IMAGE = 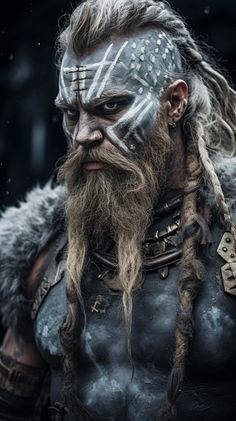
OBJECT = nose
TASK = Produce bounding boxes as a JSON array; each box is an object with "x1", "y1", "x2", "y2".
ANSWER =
[{"x1": 75, "y1": 120, "x2": 104, "y2": 149}]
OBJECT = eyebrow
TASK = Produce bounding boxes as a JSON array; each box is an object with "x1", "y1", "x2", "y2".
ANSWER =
[
  {"x1": 54, "y1": 90, "x2": 134, "y2": 109},
  {"x1": 84, "y1": 89, "x2": 134, "y2": 106}
]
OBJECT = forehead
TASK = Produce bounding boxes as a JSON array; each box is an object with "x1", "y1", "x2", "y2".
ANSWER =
[{"x1": 59, "y1": 28, "x2": 180, "y2": 103}]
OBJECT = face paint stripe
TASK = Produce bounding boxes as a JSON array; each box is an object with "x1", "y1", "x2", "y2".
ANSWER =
[
  {"x1": 123, "y1": 101, "x2": 154, "y2": 141},
  {"x1": 106, "y1": 127, "x2": 129, "y2": 152},
  {"x1": 113, "y1": 97, "x2": 148, "y2": 129},
  {"x1": 62, "y1": 114, "x2": 73, "y2": 144},
  {"x1": 86, "y1": 43, "x2": 114, "y2": 102},
  {"x1": 96, "y1": 41, "x2": 129, "y2": 98},
  {"x1": 60, "y1": 56, "x2": 71, "y2": 103},
  {"x1": 72, "y1": 122, "x2": 80, "y2": 146},
  {"x1": 133, "y1": 132, "x2": 144, "y2": 144},
  {"x1": 133, "y1": 74, "x2": 149, "y2": 88},
  {"x1": 83, "y1": 61, "x2": 111, "y2": 68},
  {"x1": 63, "y1": 66, "x2": 79, "y2": 73},
  {"x1": 79, "y1": 69, "x2": 87, "y2": 102}
]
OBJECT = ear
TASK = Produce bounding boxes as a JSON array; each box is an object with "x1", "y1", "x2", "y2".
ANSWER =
[{"x1": 164, "y1": 79, "x2": 188, "y2": 124}]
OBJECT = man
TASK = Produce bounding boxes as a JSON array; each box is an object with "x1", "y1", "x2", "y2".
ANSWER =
[{"x1": 0, "y1": 0, "x2": 236, "y2": 420}]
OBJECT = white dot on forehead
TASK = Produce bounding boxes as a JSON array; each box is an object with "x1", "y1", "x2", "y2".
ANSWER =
[
  {"x1": 131, "y1": 53, "x2": 136, "y2": 60},
  {"x1": 131, "y1": 63, "x2": 136, "y2": 69},
  {"x1": 162, "y1": 53, "x2": 167, "y2": 60},
  {"x1": 145, "y1": 40, "x2": 150, "y2": 45},
  {"x1": 155, "y1": 48, "x2": 159, "y2": 53},
  {"x1": 141, "y1": 46, "x2": 145, "y2": 53},
  {"x1": 140, "y1": 55, "x2": 145, "y2": 61},
  {"x1": 150, "y1": 55, "x2": 155, "y2": 64},
  {"x1": 148, "y1": 65, "x2": 153, "y2": 72},
  {"x1": 136, "y1": 63, "x2": 141, "y2": 71},
  {"x1": 157, "y1": 39, "x2": 161, "y2": 46},
  {"x1": 132, "y1": 42, "x2": 137, "y2": 49},
  {"x1": 138, "y1": 87, "x2": 143, "y2": 94}
]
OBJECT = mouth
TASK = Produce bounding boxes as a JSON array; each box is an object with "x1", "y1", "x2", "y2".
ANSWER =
[{"x1": 82, "y1": 160, "x2": 107, "y2": 171}]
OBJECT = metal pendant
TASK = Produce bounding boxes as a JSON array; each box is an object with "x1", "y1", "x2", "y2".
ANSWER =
[
  {"x1": 89, "y1": 294, "x2": 110, "y2": 314},
  {"x1": 158, "y1": 267, "x2": 169, "y2": 279},
  {"x1": 217, "y1": 232, "x2": 236, "y2": 296}
]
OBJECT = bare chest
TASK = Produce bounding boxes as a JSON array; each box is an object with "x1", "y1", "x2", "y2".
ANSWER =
[{"x1": 35, "y1": 249, "x2": 236, "y2": 375}]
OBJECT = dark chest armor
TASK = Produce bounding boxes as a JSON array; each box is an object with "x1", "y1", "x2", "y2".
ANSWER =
[{"x1": 34, "y1": 217, "x2": 236, "y2": 421}]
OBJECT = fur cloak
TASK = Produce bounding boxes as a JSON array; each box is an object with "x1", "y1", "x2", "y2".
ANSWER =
[{"x1": 0, "y1": 182, "x2": 66, "y2": 335}]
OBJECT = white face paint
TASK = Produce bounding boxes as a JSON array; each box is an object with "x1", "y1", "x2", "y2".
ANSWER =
[{"x1": 55, "y1": 28, "x2": 181, "y2": 152}]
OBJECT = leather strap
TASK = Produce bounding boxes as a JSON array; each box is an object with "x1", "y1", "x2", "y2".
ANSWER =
[
  {"x1": 31, "y1": 234, "x2": 67, "y2": 321},
  {"x1": 91, "y1": 247, "x2": 181, "y2": 272},
  {"x1": 0, "y1": 350, "x2": 46, "y2": 399}
]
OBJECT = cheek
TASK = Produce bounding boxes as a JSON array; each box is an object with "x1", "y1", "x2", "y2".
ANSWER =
[{"x1": 62, "y1": 115, "x2": 79, "y2": 146}]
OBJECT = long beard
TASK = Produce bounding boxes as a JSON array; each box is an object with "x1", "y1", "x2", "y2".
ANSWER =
[{"x1": 58, "y1": 115, "x2": 173, "y2": 349}]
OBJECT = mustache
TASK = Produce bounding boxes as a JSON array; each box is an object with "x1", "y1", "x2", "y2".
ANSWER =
[
  {"x1": 58, "y1": 145, "x2": 149, "y2": 194},
  {"x1": 59, "y1": 145, "x2": 139, "y2": 176},
  {"x1": 70, "y1": 146, "x2": 131, "y2": 166}
]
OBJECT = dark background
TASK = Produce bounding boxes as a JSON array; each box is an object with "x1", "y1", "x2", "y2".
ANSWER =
[{"x1": 1, "y1": 0, "x2": 236, "y2": 208}]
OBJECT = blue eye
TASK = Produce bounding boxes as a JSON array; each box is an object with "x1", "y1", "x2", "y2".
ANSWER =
[
  {"x1": 102, "y1": 102, "x2": 120, "y2": 113},
  {"x1": 97, "y1": 98, "x2": 132, "y2": 116}
]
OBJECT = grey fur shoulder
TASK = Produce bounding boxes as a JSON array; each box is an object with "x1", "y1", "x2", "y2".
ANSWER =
[
  {"x1": 211, "y1": 153, "x2": 236, "y2": 223},
  {"x1": 0, "y1": 182, "x2": 66, "y2": 335}
]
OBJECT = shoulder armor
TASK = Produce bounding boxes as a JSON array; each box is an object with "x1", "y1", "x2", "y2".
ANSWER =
[
  {"x1": 31, "y1": 234, "x2": 67, "y2": 322},
  {"x1": 217, "y1": 232, "x2": 236, "y2": 296}
]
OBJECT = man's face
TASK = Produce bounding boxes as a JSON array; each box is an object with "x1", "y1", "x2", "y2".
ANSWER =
[{"x1": 56, "y1": 28, "x2": 179, "y2": 156}]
